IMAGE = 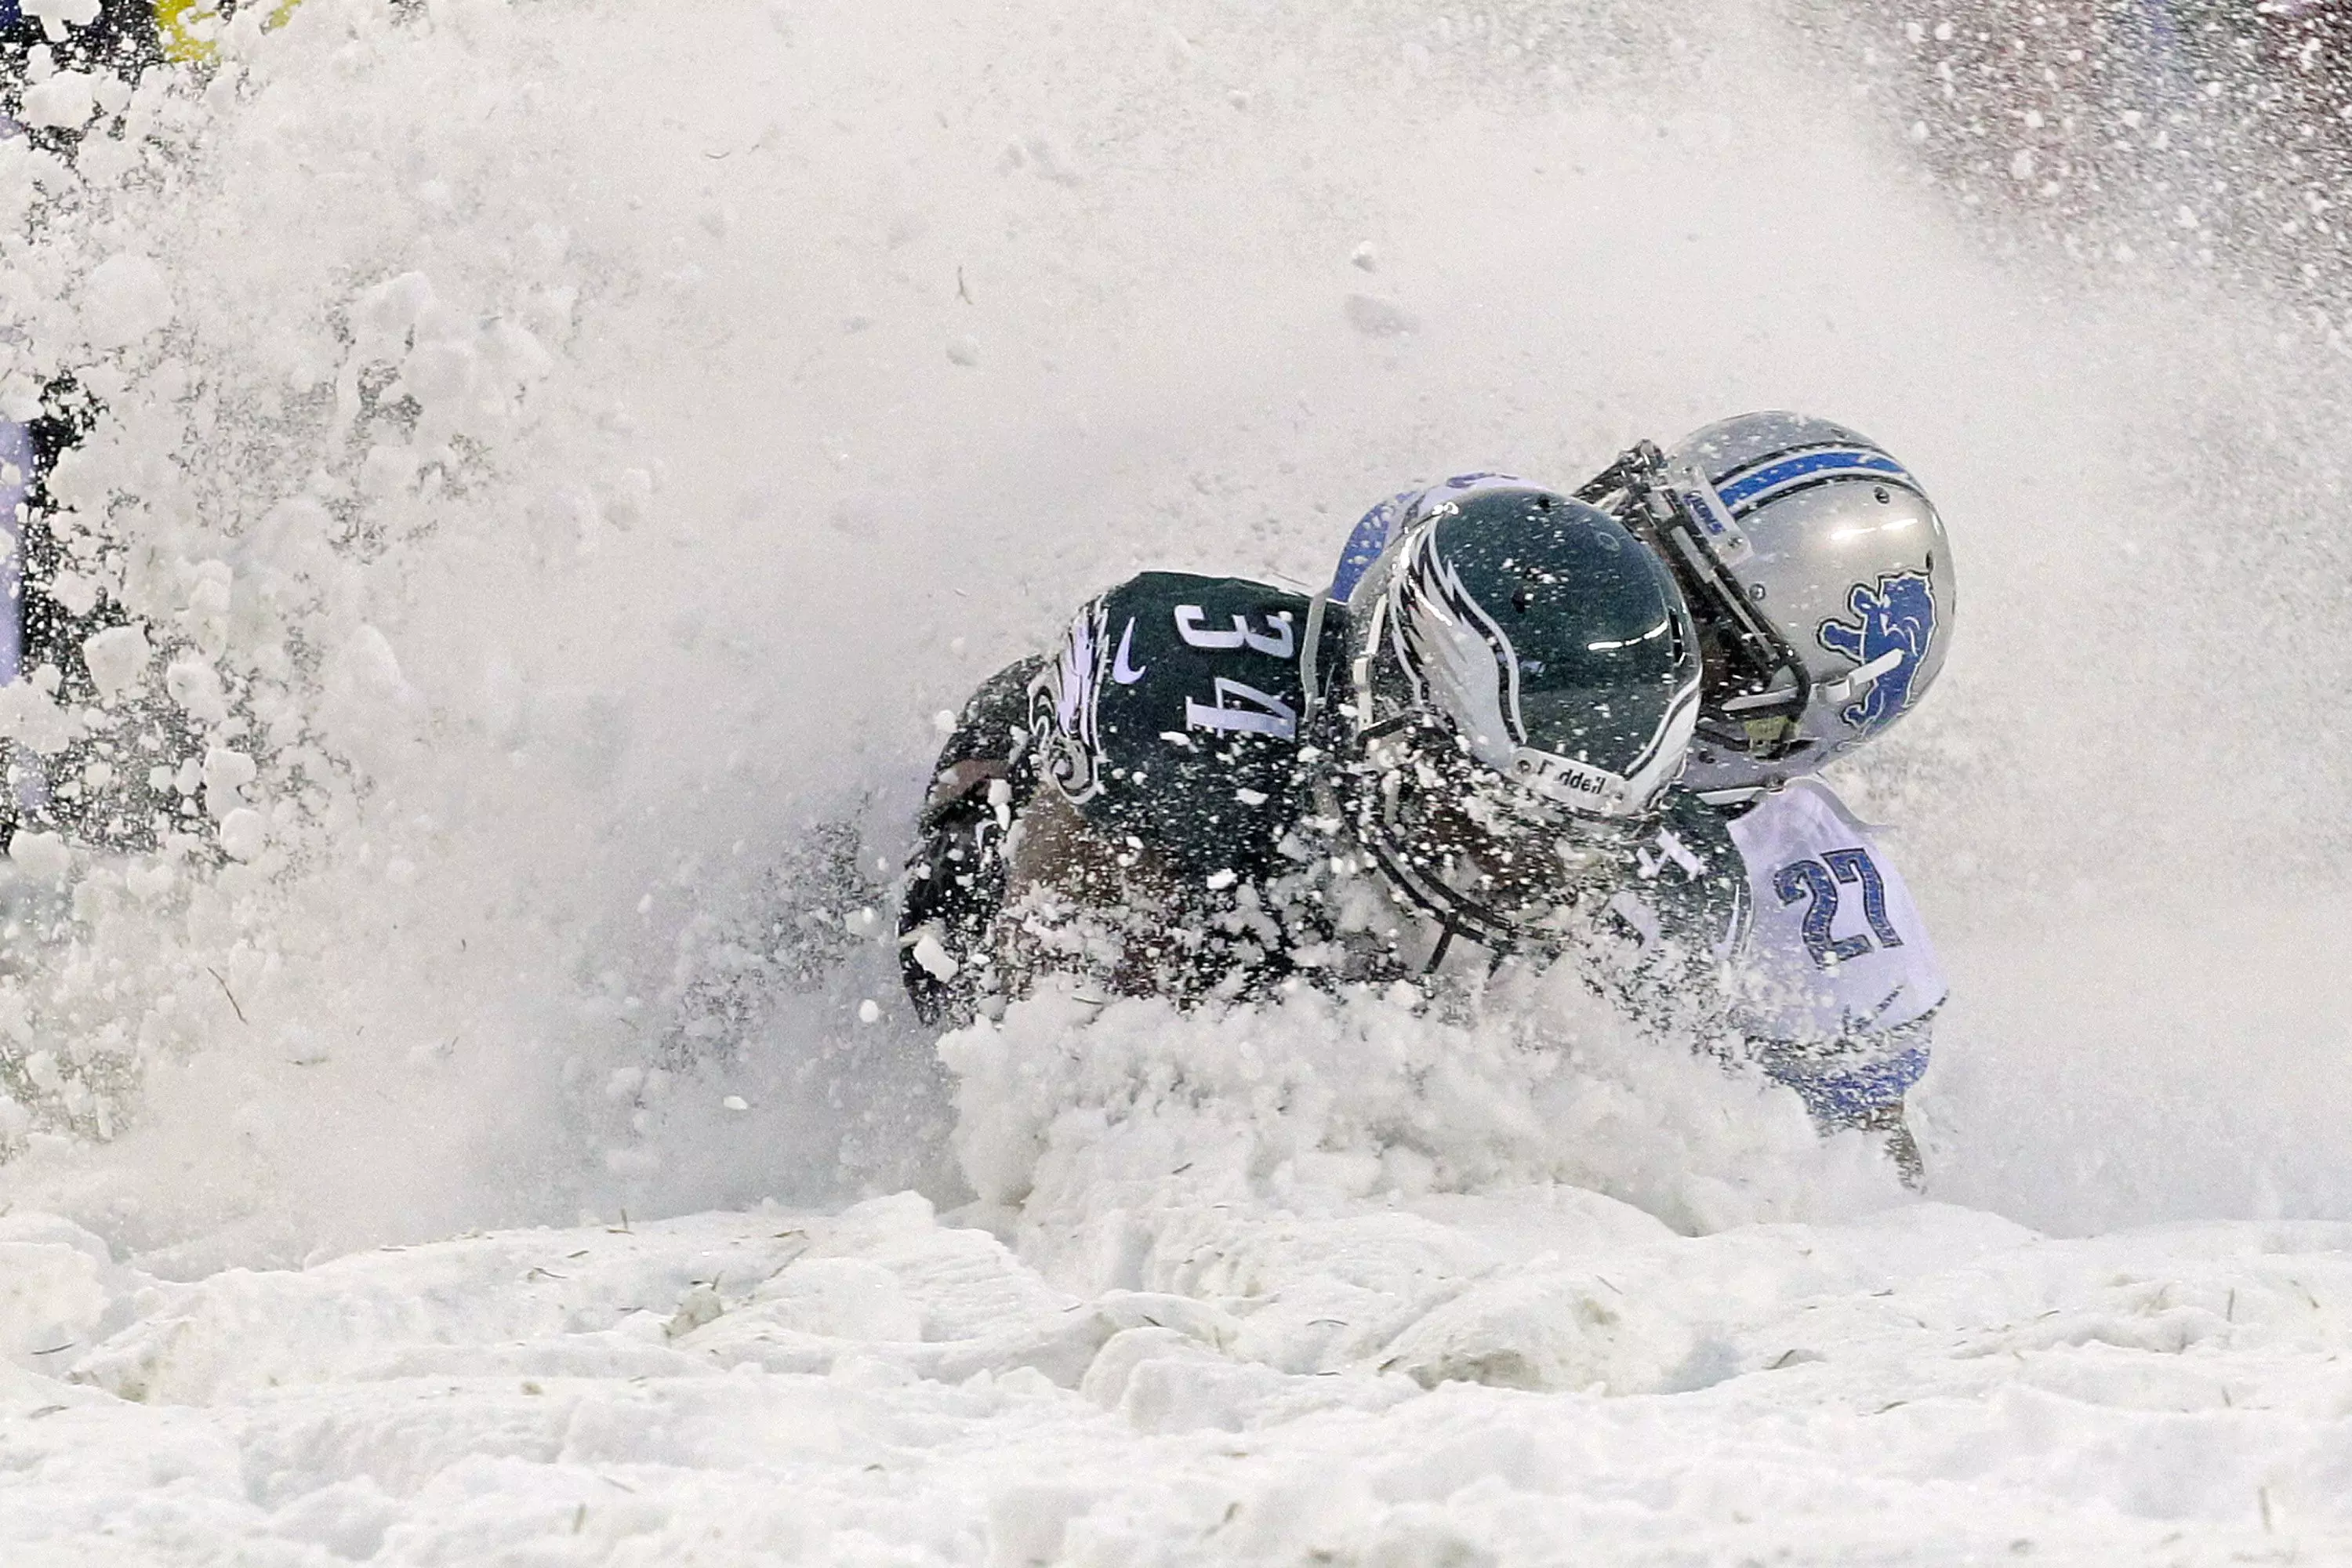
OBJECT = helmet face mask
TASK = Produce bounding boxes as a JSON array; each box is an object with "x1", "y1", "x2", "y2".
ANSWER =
[
  {"x1": 1348, "y1": 717, "x2": 1651, "y2": 939},
  {"x1": 1650, "y1": 515, "x2": 1804, "y2": 739},
  {"x1": 1337, "y1": 488, "x2": 1700, "y2": 942}
]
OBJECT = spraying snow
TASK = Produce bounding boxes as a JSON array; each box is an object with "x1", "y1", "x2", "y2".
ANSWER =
[{"x1": 0, "y1": 0, "x2": 2350, "y2": 1559}]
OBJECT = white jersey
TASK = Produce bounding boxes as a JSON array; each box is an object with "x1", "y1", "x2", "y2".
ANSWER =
[{"x1": 1721, "y1": 778, "x2": 1945, "y2": 1042}]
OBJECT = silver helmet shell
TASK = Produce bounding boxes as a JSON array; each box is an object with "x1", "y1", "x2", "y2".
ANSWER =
[{"x1": 1655, "y1": 412, "x2": 1955, "y2": 798}]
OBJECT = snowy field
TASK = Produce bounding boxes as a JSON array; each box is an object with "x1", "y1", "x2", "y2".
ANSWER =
[
  {"x1": 10, "y1": 992, "x2": 2352, "y2": 1562},
  {"x1": 13, "y1": 1186, "x2": 2352, "y2": 1563},
  {"x1": 4, "y1": 0, "x2": 2352, "y2": 1561}
]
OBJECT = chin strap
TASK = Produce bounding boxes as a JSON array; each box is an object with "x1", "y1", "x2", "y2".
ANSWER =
[{"x1": 1298, "y1": 587, "x2": 1331, "y2": 730}]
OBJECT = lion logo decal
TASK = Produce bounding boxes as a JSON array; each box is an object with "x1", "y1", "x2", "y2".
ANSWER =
[{"x1": 1817, "y1": 570, "x2": 1937, "y2": 731}]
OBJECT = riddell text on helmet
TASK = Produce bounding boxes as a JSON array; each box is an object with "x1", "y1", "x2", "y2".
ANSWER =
[{"x1": 1514, "y1": 749, "x2": 1624, "y2": 811}]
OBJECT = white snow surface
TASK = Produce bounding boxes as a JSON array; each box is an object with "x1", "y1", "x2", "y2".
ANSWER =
[
  {"x1": 0, "y1": 0, "x2": 2350, "y2": 1560},
  {"x1": 9, "y1": 1034, "x2": 2352, "y2": 1562}
]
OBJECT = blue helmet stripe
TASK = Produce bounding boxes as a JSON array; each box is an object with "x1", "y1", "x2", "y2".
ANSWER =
[{"x1": 1713, "y1": 448, "x2": 1912, "y2": 515}]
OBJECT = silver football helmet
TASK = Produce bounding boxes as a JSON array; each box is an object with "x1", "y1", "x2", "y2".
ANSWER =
[{"x1": 1580, "y1": 412, "x2": 1955, "y2": 800}]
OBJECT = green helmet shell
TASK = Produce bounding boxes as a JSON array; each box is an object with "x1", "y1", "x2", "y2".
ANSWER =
[{"x1": 1344, "y1": 488, "x2": 1701, "y2": 819}]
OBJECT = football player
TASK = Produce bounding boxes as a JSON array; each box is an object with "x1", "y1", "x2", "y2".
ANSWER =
[{"x1": 900, "y1": 413, "x2": 1954, "y2": 1181}]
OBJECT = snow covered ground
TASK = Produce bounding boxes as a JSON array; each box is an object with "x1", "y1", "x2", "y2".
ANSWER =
[
  {"x1": 13, "y1": 1113, "x2": 2352, "y2": 1561},
  {"x1": 19, "y1": 986, "x2": 2352, "y2": 1568},
  {"x1": 2, "y1": 0, "x2": 2351, "y2": 1560}
]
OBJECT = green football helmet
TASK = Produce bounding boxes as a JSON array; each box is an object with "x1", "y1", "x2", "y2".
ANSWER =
[{"x1": 1334, "y1": 486, "x2": 1701, "y2": 945}]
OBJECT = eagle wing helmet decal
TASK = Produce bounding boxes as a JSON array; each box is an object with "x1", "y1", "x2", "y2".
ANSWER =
[
  {"x1": 1388, "y1": 524, "x2": 1695, "y2": 818},
  {"x1": 1392, "y1": 528, "x2": 1522, "y2": 760}
]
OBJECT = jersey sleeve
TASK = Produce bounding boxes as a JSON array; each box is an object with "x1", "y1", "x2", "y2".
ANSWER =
[
  {"x1": 1331, "y1": 488, "x2": 1421, "y2": 605},
  {"x1": 1026, "y1": 572, "x2": 1315, "y2": 880},
  {"x1": 1721, "y1": 779, "x2": 1948, "y2": 1044},
  {"x1": 1330, "y1": 473, "x2": 1527, "y2": 604}
]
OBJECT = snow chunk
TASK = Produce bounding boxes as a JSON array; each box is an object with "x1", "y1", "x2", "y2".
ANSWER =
[
  {"x1": 1374, "y1": 1269, "x2": 1696, "y2": 1394},
  {"x1": 165, "y1": 657, "x2": 230, "y2": 726},
  {"x1": 911, "y1": 931, "x2": 959, "y2": 982},
  {"x1": 0, "y1": 1216, "x2": 111, "y2": 1371},
  {"x1": 24, "y1": 0, "x2": 103, "y2": 31},
  {"x1": 217, "y1": 808, "x2": 267, "y2": 862},
  {"x1": 183, "y1": 561, "x2": 231, "y2": 659},
  {"x1": 0, "y1": 678, "x2": 82, "y2": 756},
  {"x1": 19, "y1": 71, "x2": 98, "y2": 132},
  {"x1": 354, "y1": 270, "x2": 436, "y2": 343},
  {"x1": 1344, "y1": 292, "x2": 1416, "y2": 337},
  {"x1": 950, "y1": 984, "x2": 1895, "y2": 1260},
  {"x1": 765, "y1": 1257, "x2": 924, "y2": 1341},
  {"x1": 9, "y1": 830, "x2": 71, "y2": 883},
  {"x1": 269, "y1": 1480, "x2": 399, "y2": 1562},
  {"x1": 358, "y1": 445, "x2": 418, "y2": 498},
  {"x1": 985, "y1": 1484, "x2": 1097, "y2": 1567},
  {"x1": 82, "y1": 254, "x2": 176, "y2": 349},
  {"x1": 1016, "y1": 133, "x2": 1083, "y2": 186},
  {"x1": 81, "y1": 622, "x2": 151, "y2": 704},
  {"x1": 201, "y1": 746, "x2": 256, "y2": 820},
  {"x1": 401, "y1": 337, "x2": 477, "y2": 405},
  {"x1": 328, "y1": 625, "x2": 412, "y2": 702},
  {"x1": 482, "y1": 318, "x2": 554, "y2": 385},
  {"x1": 49, "y1": 570, "x2": 100, "y2": 619}
]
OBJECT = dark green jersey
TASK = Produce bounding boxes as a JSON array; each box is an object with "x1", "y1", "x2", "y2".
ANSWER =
[{"x1": 1025, "y1": 572, "x2": 1342, "y2": 885}]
